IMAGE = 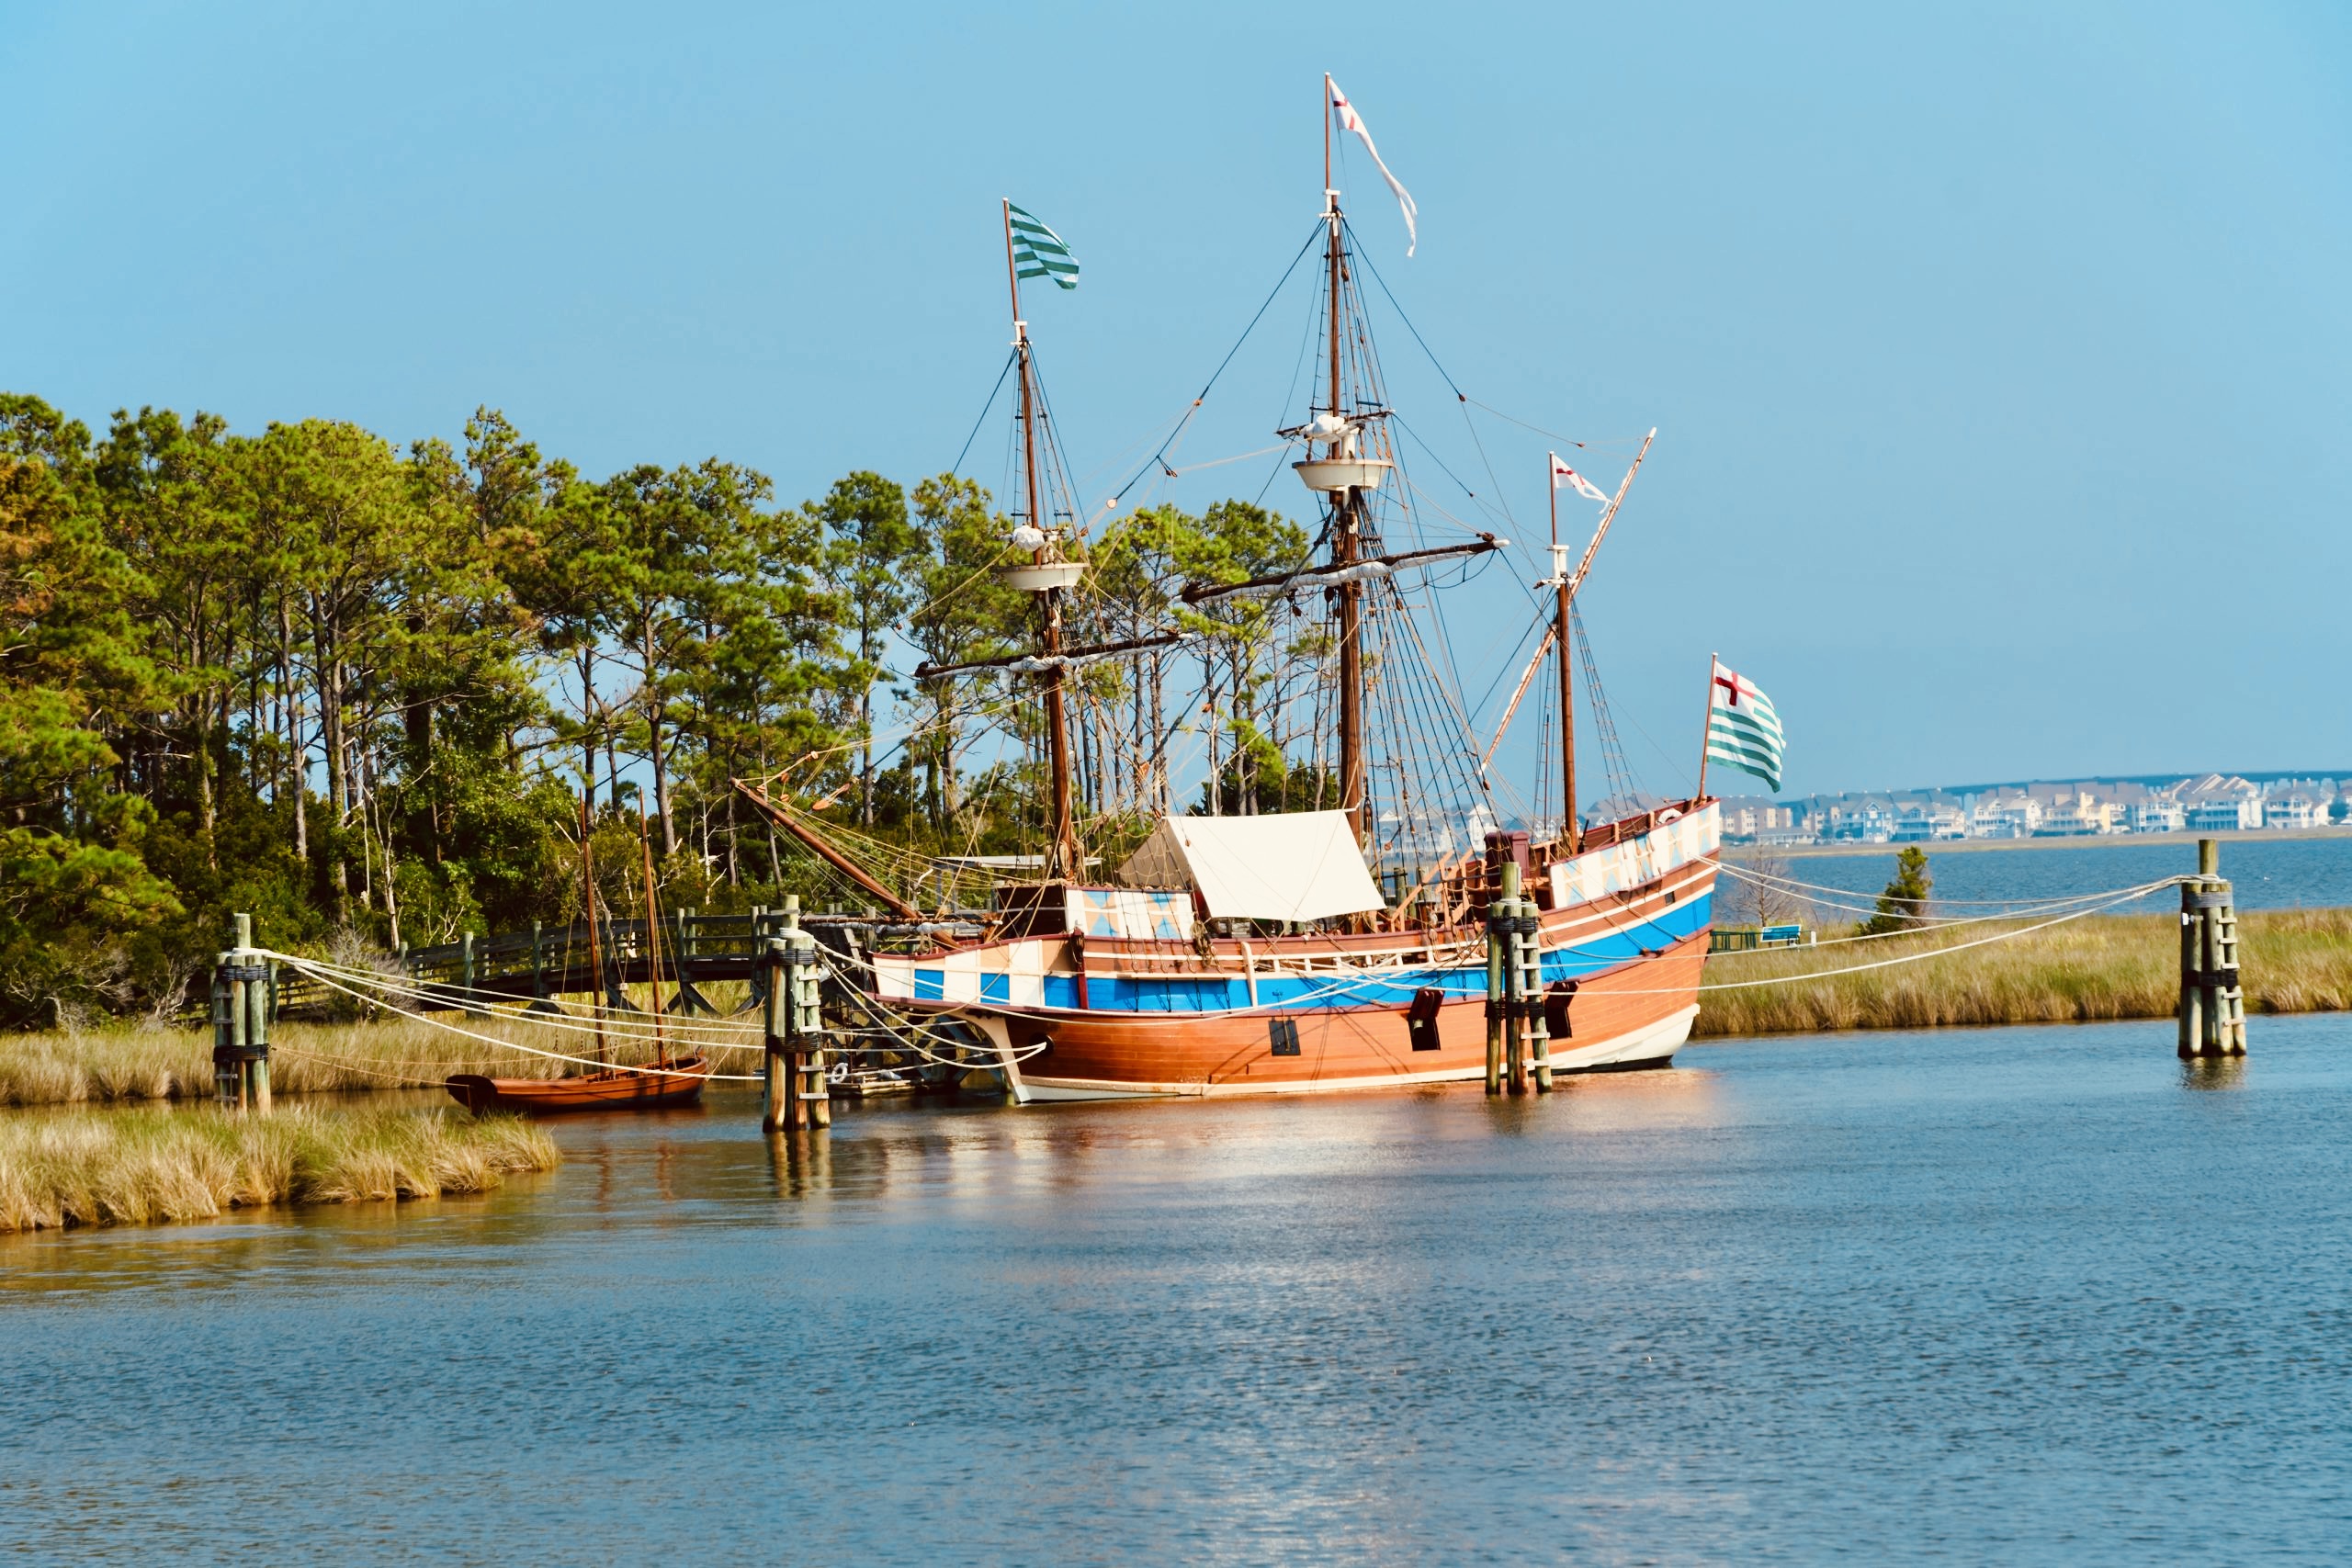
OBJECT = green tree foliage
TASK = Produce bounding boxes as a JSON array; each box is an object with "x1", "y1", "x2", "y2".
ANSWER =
[
  {"x1": 0, "y1": 386, "x2": 1340, "y2": 1025},
  {"x1": 814, "y1": 471, "x2": 925, "y2": 829},
  {"x1": 903, "y1": 474, "x2": 1023, "y2": 835},
  {"x1": 1861, "y1": 846, "x2": 1934, "y2": 936},
  {"x1": 0, "y1": 401, "x2": 179, "y2": 1022}
]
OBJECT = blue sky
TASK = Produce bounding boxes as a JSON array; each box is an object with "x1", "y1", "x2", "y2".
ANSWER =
[{"x1": 5, "y1": 1, "x2": 2346, "y2": 800}]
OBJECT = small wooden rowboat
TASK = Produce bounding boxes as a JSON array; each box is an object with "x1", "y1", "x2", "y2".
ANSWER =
[{"x1": 445, "y1": 1055, "x2": 710, "y2": 1115}]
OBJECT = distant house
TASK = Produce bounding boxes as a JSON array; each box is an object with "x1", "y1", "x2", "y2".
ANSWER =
[
  {"x1": 1892, "y1": 804, "x2": 1967, "y2": 841},
  {"x1": 2129, "y1": 799, "x2": 2184, "y2": 833},
  {"x1": 1971, "y1": 793, "x2": 2041, "y2": 839},
  {"x1": 1825, "y1": 798, "x2": 1894, "y2": 843},
  {"x1": 2266, "y1": 794, "x2": 2329, "y2": 830},
  {"x1": 2185, "y1": 794, "x2": 2262, "y2": 832},
  {"x1": 1718, "y1": 797, "x2": 1797, "y2": 840},
  {"x1": 2039, "y1": 791, "x2": 2121, "y2": 836}
]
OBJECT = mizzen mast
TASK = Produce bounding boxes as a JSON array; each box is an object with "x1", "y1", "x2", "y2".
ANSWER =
[{"x1": 1549, "y1": 459, "x2": 1577, "y2": 854}]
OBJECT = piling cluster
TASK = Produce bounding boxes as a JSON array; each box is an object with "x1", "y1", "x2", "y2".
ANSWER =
[
  {"x1": 761, "y1": 897, "x2": 831, "y2": 1131},
  {"x1": 211, "y1": 913, "x2": 274, "y2": 1112},
  {"x1": 1484, "y1": 852, "x2": 1556, "y2": 1095},
  {"x1": 2180, "y1": 839, "x2": 2248, "y2": 1058}
]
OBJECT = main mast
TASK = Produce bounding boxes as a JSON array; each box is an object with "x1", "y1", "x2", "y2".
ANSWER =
[
  {"x1": 1325, "y1": 74, "x2": 1366, "y2": 844},
  {"x1": 1002, "y1": 198, "x2": 1081, "y2": 881}
]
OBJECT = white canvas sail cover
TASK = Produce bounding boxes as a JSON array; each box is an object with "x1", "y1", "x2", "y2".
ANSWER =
[{"x1": 1116, "y1": 812, "x2": 1385, "y2": 923}]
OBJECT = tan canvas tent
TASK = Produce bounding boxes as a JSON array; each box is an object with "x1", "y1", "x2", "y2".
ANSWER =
[{"x1": 1115, "y1": 811, "x2": 1384, "y2": 923}]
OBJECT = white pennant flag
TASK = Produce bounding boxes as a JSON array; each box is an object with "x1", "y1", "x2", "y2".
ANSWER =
[
  {"x1": 1329, "y1": 77, "x2": 1418, "y2": 256},
  {"x1": 1551, "y1": 453, "x2": 1609, "y2": 505}
]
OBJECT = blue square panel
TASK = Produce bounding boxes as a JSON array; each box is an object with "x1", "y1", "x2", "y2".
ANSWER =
[{"x1": 913, "y1": 969, "x2": 944, "y2": 1000}]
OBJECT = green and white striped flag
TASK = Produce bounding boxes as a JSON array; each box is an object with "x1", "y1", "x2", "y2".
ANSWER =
[
  {"x1": 1007, "y1": 201, "x2": 1079, "y2": 290},
  {"x1": 1706, "y1": 659, "x2": 1785, "y2": 792}
]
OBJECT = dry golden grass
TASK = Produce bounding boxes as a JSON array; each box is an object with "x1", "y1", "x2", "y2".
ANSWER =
[
  {"x1": 0, "y1": 1008, "x2": 732, "y2": 1107},
  {"x1": 1691, "y1": 908, "x2": 2352, "y2": 1037},
  {"x1": 0, "y1": 1104, "x2": 561, "y2": 1231}
]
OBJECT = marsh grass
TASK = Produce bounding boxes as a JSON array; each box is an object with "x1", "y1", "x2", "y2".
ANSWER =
[
  {"x1": 0, "y1": 1104, "x2": 560, "y2": 1231},
  {"x1": 1691, "y1": 908, "x2": 2352, "y2": 1037},
  {"x1": 0, "y1": 1010, "x2": 722, "y2": 1107}
]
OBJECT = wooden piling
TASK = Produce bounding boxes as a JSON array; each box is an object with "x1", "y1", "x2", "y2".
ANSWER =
[
  {"x1": 1484, "y1": 894, "x2": 1504, "y2": 1096},
  {"x1": 213, "y1": 913, "x2": 272, "y2": 1113},
  {"x1": 761, "y1": 897, "x2": 830, "y2": 1131},
  {"x1": 2177, "y1": 878, "x2": 2201, "y2": 1060},
  {"x1": 1501, "y1": 863, "x2": 1527, "y2": 1095},
  {"x1": 761, "y1": 931, "x2": 790, "y2": 1134},
  {"x1": 1519, "y1": 896, "x2": 1553, "y2": 1093},
  {"x1": 2180, "y1": 838, "x2": 2246, "y2": 1059},
  {"x1": 460, "y1": 930, "x2": 486, "y2": 1018},
  {"x1": 789, "y1": 898, "x2": 831, "y2": 1128}
]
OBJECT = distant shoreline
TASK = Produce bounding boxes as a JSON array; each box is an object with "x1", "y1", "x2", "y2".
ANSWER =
[{"x1": 1728, "y1": 826, "x2": 2352, "y2": 861}]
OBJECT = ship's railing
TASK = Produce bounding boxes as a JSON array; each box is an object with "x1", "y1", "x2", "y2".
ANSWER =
[{"x1": 1417, "y1": 798, "x2": 1708, "y2": 919}]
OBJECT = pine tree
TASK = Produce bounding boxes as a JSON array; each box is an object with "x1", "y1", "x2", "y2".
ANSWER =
[{"x1": 1861, "y1": 846, "x2": 1933, "y2": 935}]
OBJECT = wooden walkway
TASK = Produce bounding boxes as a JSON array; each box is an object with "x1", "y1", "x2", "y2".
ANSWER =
[{"x1": 274, "y1": 912, "x2": 835, "y2": 1019}]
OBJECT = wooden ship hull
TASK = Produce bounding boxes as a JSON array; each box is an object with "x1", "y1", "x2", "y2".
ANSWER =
[
  {"x1": 445, "y1": 1055, "x2": 710, "y2": 1114},
  {"x1": 872, "y1": 804, "x2": 1719, "y2": 1101}
]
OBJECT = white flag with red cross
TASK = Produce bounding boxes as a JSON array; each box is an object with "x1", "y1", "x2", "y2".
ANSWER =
[
  {"x1": 1329, "y1": 77, "x2": 1418, "y2": 256},
  {"x1": 1706, "y1": 659, "x2": 1785, "y2": 792},
  {"x1": 1551, "y1": 453, "x2": 1610, "y2": 505}
]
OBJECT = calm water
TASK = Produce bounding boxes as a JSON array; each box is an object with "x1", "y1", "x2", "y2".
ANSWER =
[
  {"x1": 6, "y1": 1018, "x2": 2350, "y2": 1563},
  {"x1": 1746, "y1": 834, "x2": 2352, "y2": 914}
]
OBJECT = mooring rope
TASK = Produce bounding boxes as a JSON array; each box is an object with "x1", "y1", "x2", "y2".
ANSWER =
[
  {"x1": 1652, "y1": 879, "x2": 2177, "y2": 996},
  {"x1": 1709, "y1": 865, "x2": 2181, "y2": 945},
  {"x1": 263, "y1": 950, "x2": 769, "y2": 1045},
  {"x1": 271, "y1": 961, "x2": 771, "y2": 1080},
  {"x1": 265, "y1": 950, "x2": 1049, "y2": 1079},
  {"x1": 1721, "y1": 859, "x2": 2184, "y2": 908}
]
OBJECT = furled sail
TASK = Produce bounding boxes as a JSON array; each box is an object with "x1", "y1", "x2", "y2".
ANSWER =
[{"x1": 1116, "y1": 812, "x2": 1385, "y2": 923}]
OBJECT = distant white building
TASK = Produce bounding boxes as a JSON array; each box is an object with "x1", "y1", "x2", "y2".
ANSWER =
[
  {"x1": 1970, "y1": 793, "x2": 2041, "y2": 839},
  {"x1": 2185, "y1": 795, "x2": 2262, "y2": 832},
  {"x1": 1827, "y1": 800, "x2": 1895, "y2": 843},
  {"x1": 1720, "y1": 798, "x2": 1798, "y2": 840},
  {"x1": 2041, "y1": 791, "x2": 2121, "y2": 836},
  {"x1": 1893, "y1": 804, "x2": 1967, "y2": 841},
  {"x1": 2267, "y1": 794, "x2": 2329, "y2": 830},
  {"x1": 2129, "y1": 799, "x2": 2184, "y2": 833}
]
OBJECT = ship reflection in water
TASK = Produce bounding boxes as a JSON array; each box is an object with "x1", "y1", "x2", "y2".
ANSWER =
[
  {"x1": 5, "y1": 1015, "x2": 2348, "y2": 1562},
  {"x1": 752, "y1": 1064, "x2": 1730, "y2": 1208}
]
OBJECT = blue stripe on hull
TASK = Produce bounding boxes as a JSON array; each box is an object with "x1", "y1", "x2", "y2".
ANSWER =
[{"x1": 1037, "y1": 893, "x2": 1712, "y2": 1015}]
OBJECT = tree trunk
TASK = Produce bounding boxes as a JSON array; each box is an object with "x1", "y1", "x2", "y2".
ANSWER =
[
  {"x1": 319, "y1": 603, "x2": 349, "y2": 922},
  {"x1": 640, "y1": 622, "x2": 677, "y2": 856},
  {"x1": 858, "y1": 683, "x2": 874, "y2": 828}
]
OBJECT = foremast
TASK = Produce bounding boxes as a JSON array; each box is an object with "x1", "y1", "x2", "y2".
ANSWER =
[{"x1": 1001, "y1": 197, "x2": 1083, "y2": 882}]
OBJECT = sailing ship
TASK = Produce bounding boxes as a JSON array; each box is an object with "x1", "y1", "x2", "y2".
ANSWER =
[{"x1": 738, "y1": 80, "x2": 1721, "y2": 1100}]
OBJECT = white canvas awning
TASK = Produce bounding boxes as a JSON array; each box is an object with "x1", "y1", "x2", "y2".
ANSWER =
[{"x1": 1115, "y1": 811, "x2": 1384, "y2": 923}]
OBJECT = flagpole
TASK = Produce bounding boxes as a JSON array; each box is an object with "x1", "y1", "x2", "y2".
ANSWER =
[
  {"x1": 1695, "y1": 651, "x2": 1718, "y2": 804},
  {"x1": 1001, "y1": 197, "x2": 1023, "y2": 336},
  {"x1": 1323, "y1": 72, "x2": 1331, "y2": 196}
]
